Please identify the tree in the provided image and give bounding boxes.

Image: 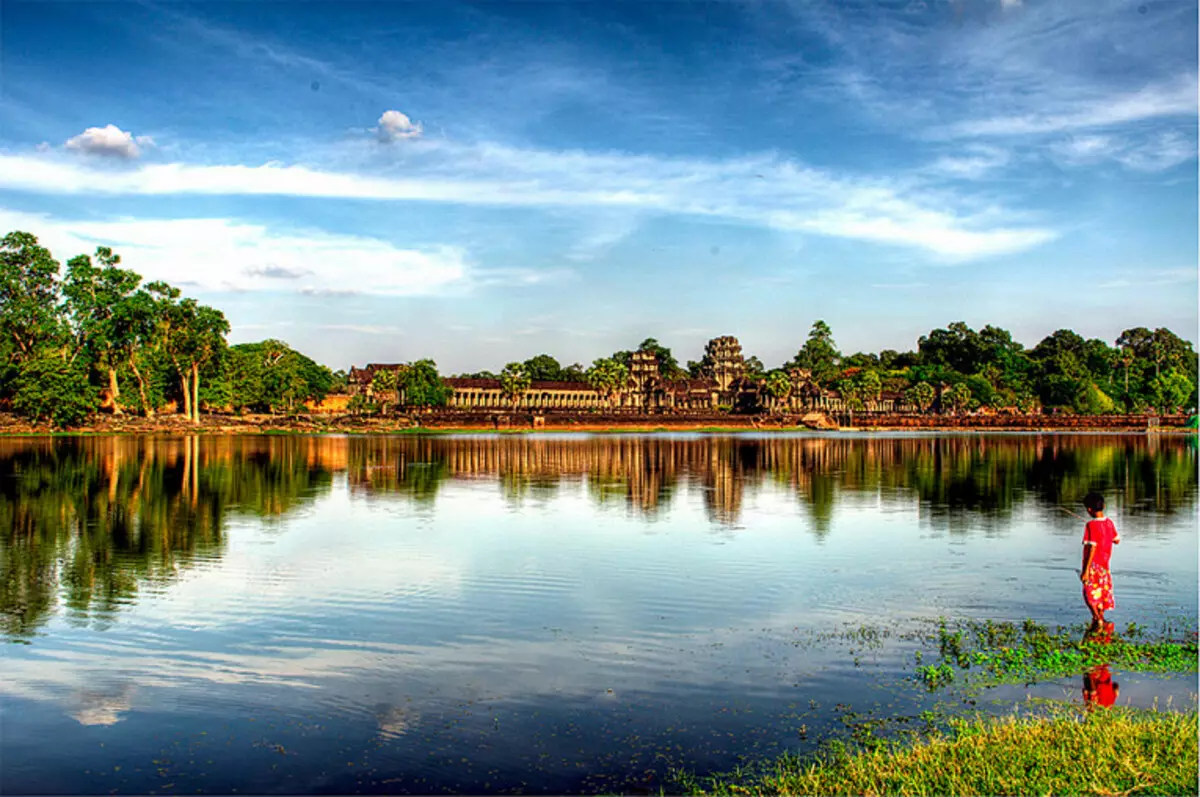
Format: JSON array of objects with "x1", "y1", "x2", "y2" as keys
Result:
[
  {"x1": 61, "y1": 247, "x2": 143, "y2": 415},
  {"x1": 156, "y1": 296, "x2": 229, "y2": 424},
  {"x1": 0, "y1": 232, "x2": 64, "y2": 365},
  {"x1": 1075, "y1": 383, "x2": 1115, "y2": 415},
  {"x1": 788, "y1": 320, "x2": 841, "y2": 386},
  {"x1": 763, "y1": 370, "x2": 792, "y2": 412},
  {"x1": 1150, "y1": 370, "x2": 1193, "y2": 413},
  {"x1": 905, "y1": 382, "x2": 936, "y2": 413},
  {"x1": 918, "y1": 322, "x2": 984, "y2": 375},
  {"x1": 630, "y1": 338, "x2": 683, "y2": 379},
  {"x1": 947, "y1": 383, "x2": 973, "y2": 414},
  {"x1": 12, "y1": 354, "x2": 96, "y2": 427},
  {"x1": 371, "y1": 368, "x2": 399, "y2": 413},
  {"x1": 522, "y1": 354, "x2": 563, "y2": 382},
  {"x1": 400, "y1": 360, "x2": 451, "y2": 407},
  {"x1": 499, "y1": 362, "x2": 532, "y2": 407},
  {"x1": 586, "y1": 358, "x2": 629, "y2": 407},
  {"x1": 743, "y1": 355, "x2": 765, "y2": 378},
  {"x1": 561, "y1": 363, "x2": 587, "y2": 382}
]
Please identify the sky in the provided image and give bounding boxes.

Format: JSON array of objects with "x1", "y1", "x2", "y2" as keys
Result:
[{"x1": 0, "y1": 0, "x2": 1196, "y2": 373}]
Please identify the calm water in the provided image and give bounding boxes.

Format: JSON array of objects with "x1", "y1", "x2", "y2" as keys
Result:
[{"x1": 1, "y1": 433, "x2": 1196, "y2": 794}]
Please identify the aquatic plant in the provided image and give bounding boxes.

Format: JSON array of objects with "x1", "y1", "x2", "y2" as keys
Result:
[{"x1": 914, "y1": 618, "x2": 1198, "y2": 690}]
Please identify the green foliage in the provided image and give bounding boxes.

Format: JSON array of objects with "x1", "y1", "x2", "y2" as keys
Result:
[
  {"x1": 946, "y1": 383, "x2": 972, "y2": 413},
  {"x1": 904, "y1": 382, "x2": 936, "y2": 412},
  {"x1": 522, "y1": 353, "x2": 563, "y2": 381},
  {"x1": 1075, "y1": 382, "x2": 1115, "y2": 415},
  {"x1": 0, "y1": 232, "x2": 65, "y2": 363},
  {"x1": 763, "y1": 370, "x2": 792, "y2": 402},
  {"x1": 12, "y1": 355, "x2": 96, "y2": 426},
  {"x1": 400, "y1": 359, "x2": 451, "y2": 407},
  {"x1": 788, "y1": 320, "x2": 841, "y2": 386},
  {"x1": 226, "y1": 340, "x2": 333, "y2": 413},
  {"x1": 915, "y1": 618, "x2": 1198, "y2": 691},
  {"x1": 1151, "y1": 369, "x2": 1194, "y2": 413},
  {"x1": 586, "y1": 357, "x2": 629, "y2": 404},
  {"x1": 636, "y1": 337, "x2": 684, "y2": 379},
  {"x1": 499, "y1": 362, "x2": 532, "y2": 405}
]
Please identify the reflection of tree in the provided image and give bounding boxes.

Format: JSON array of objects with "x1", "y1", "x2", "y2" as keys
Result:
[
  {"x1": 0, "y1": 436, "x2": 335, "y2": 640},
  {"x1": 3, "y1": 434, "x2": 1194, "y2": 639}
]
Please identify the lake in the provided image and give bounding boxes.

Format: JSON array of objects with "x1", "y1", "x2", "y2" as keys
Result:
[{"x1": 1, "y1": 433, "x2": 1196, "y2": 794}]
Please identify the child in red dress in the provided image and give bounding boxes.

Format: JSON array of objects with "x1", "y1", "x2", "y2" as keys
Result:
[{"x1": 1081, "y1": 492, "x2": 1120, "y2": 633}]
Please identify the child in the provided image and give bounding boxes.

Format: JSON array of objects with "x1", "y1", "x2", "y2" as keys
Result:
[{"x1": 1081, "y1": 491, "x2": 1120, "y2": 632}]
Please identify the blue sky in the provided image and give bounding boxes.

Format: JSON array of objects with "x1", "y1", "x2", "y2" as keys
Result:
[{"x1": 0, "y1": 0, "x2": 1196, "y2": 372}]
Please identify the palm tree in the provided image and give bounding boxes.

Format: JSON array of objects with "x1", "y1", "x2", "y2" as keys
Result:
[
  {"x1": 586, "y1": 358, "x2": 629, "y2": 408},
  {"x1": 764, "y1": 370, "x2": 792, "y2": 413},
  {"x1": 499, "y1": 362, "x2": 532, "y2": 408}
]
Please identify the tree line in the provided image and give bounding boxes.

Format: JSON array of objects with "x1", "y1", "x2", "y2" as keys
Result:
[
  {"x1": 2, "y1": 230, "x2": 1196, "y2": 426},
  {"x1": 0, "y1": 231, "x2": 341, "y2": 426},
  {"x1": 458, "y1": 319, "x2": 1197, "y2": 416}
]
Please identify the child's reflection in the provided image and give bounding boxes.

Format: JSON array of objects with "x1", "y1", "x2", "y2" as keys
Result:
[{"x1": 1082, "y1": 627, "x2": 1119, "y2": 708}]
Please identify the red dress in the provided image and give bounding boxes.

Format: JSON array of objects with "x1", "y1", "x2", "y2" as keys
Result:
[{"x1": 1083, "y1": 518, "x2": 1119, "y2": 612}]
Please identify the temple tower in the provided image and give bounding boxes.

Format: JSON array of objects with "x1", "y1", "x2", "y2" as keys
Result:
[{"x1": 703, "y1": 336, "x2": 744, "y2": 393}]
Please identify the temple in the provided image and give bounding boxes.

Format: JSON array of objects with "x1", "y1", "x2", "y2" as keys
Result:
[{"x1": 347, "y1": 336, "x2": 912, "y2": 414}]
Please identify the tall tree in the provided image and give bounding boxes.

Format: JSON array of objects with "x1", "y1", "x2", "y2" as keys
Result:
[
  {"x1": 61, "y1": 247, "x2": 142, "y2": 415},
  {"x1": 0, "y1": 232, "x2": 63, "y2": 364},
  {"x1": 158, "y1": 295, "x2": 229, "y2": 424},
  {"x1": 788, "y1": 320, "x2": 841, "y2": 386}
]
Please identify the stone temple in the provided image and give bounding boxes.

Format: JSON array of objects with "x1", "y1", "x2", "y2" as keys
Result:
[{"x1": 348, "y1": 335, "x2": 905, "y2": 414}]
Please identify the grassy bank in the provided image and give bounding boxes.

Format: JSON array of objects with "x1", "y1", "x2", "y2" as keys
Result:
[{"x1": 680, "y1": 706, "x2": 1198, "y2": 796}]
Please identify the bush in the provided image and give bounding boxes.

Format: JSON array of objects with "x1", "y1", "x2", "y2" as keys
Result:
[{"x1": 13, "y1": 355, "x2": 97, "y2": 427}]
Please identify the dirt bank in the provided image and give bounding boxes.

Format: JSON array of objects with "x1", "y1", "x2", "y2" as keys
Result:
[{"x1": 0, "y1": 410, "x2": 1191, "y2": 436}]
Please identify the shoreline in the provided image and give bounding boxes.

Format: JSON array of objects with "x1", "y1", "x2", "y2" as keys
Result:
[{"x1": 0, "y1": 411, "x2": 1193, "y2": 437}]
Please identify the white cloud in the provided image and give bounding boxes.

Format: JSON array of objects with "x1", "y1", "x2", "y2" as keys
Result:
[
  {"x1": 64, "y1": 124, "x2": 155, "y2": 159},
  {"x1": 0, "y1": 208, "x2": 468, "y2": 297},
  {"x1": 375, "y1": 110, "x2": 423, "y2": 142},
  {"x1": 3, "y1": 144, "x2": 1056, "y2": 261},
  {"x1": 946, "y1": 77, "x2": 1198, "y2": 138}
]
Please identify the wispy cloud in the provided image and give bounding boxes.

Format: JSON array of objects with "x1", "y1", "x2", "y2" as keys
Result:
[
  {"x1": 946, "y1": 76, "x2": 1197, "y2": 138},
  {"x1": 318, "y1": 324, "x2": 404, "y2": 335},
  {"x1": 1096, "y1": 267, "x2": 1197, "y2": 290},
  {"x1": 1, "y1": 144, "x2": 1056, "y2": 260}
]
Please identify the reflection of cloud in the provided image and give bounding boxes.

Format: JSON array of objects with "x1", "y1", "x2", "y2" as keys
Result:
[
  {"x1": 71, "y1": 684, "x2": 135, "y2": 726},
  {"x1": 376, "y1": 705, "x2": 419, "y2": 739}
]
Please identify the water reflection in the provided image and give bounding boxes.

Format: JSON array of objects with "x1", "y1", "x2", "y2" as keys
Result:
[
  {"x1": 1082, "y1": 626, "x2": 1121, "y2": 709},
  {"x1": 1, "y1": 433, "x2": 1195, "y2": 641}
]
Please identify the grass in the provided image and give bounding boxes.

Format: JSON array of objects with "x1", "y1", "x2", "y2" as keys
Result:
[
  {"x1": 913, "y1": 618, "x2": 1198, "y2": 691},
  {"x1": 678, "y1": 706, "x2": 1198, "y2": 796}
]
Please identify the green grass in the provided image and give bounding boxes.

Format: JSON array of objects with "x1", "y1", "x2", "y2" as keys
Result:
[
  {"x1": 678, "y1": 706, "x2": 1198, "y2": 796},
  {"x1": 913, "y1": 619, "x2": 1198, "y2": 691}
]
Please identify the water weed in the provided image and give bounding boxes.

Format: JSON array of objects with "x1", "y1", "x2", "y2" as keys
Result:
[{"x1": 914, "y1": 618, "x2": 1198, "y2": 690}]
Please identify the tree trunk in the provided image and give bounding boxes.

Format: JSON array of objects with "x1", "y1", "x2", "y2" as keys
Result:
[
  {"x1": 108, "y1": 368, "x2": 124, "y2": 415},
  {"x1": 180, "y1": 374, "x2": 192, "y2": 420},
  {"x1": 129, "y1": 358, "x2": 154, "y2": 418},
  {"x1": 191, "y1": 363, "x2": 200, "y2": 425}
]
